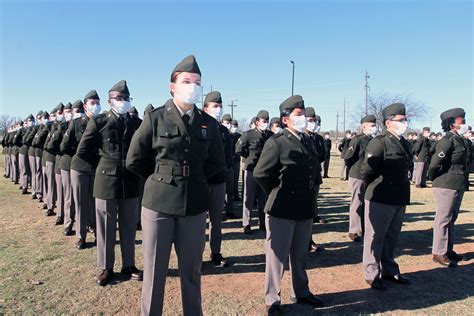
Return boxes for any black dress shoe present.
[87,225,95,234]
[266,305,282,315]
[244,225,252,235]
[46,209,56,216]
[309,240,324,253]
[55,216,64,225]
[433,254,457,267]
[210,253,229,267]
[64,227,74,236]
[447,251,464,262]
[121,266,143,281]
[76,238,86,250]
[21,189,29,195]
[96,269,114,286]
[382,274,411,285]
[296,294,324,307]
[42,203,48,209]
[38,197,43,203]
[366,278,386,291]
[313,216,327,224]
[32,194,37,200]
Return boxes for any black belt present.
[157,165,191,177]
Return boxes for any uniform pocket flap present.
[151,173,173,184]
[97,164,117,175]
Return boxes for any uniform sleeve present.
[344,137,359,166]
[428,138,452,180]
[33,126,47,148]
[235,132,249,158]
[204,120,226,179]
[253,137,280,195]
[360,137,384,183]
[126,112,155,178]
[60,121,76,155]
[413,139,422,156]
[46,125,63,155]
[318,136,326,163]
[77,118,100,164]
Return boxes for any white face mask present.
[367,126,377,136]
[65,112,72,122]
[306,121,316,132]
[111,100,131,115]
[457,124,469,135]
[392,121,408,136]
[49,115,56,122]
[222,122,231,130]
[273,127,282,134]
[56,114,64,122]
[258,122,269,131]
[315,124,321,133]
[230,126,238,133]
[346,133,351,138]
[291,115,307,133]
[174,83,202,105]
[209,107,223,120]
[29,120,36,127]
[87,104,101,116]
[324,135,330,139]
[73,112,85,120]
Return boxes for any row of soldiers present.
[1,54,472,315]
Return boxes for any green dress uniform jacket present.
[253,129,320,221]
[413,136,431,162]
[361,131,412,205]
[235,128,273,171]
[62,115,97,173]
[77,110,142,200]
[344,134,371,180]
[126,100,225,217]
[428,131,468,191]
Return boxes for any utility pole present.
[336,112,340,142]
[343,98,346,133]
[365,70,370,115]
[227,99,238,118]
[290,60,295,96]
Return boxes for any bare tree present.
[350,92,428,134]
[0,115,21,136]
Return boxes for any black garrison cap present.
[360,115,376,124]
[171,55,201,81]
[109,80,130,95]
[84,90,100,102]
[221,114,232,121]
[440,108,465,121]
[257,110,270,120]
[279,95,305,113]
[204,91,222,104]
[382,103,406,118]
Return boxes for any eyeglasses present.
[110,96,133,102]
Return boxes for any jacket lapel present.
[165,99,189,138]
[284,129,310,155]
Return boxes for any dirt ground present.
[1,151,473,315]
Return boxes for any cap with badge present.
[382,103,406,119]
[361,114,376,124]
[171,55,201,81]
[279,95,305,112]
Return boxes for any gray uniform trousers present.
[432,188,465,255]
[55,172,64,218]
[44,161,56,209]
[28,155,36,195]
[95,197,138,270]
[224,168,234,213]
[242,170,266,227]
[348,177,367,235]
[71,170,95,240]
[413,161,428,186]
[208,182,226,255]
[35,157,43,198]
[19,153,29,189]
[61,170,75,228]
[264,214,313,306]
[363,200,405,281]
[322,156,330,177]
[4,153,10,177]
[10,153,19,182]
[340,159,347,179]
[232,160,240,197]
[141,207,207,316]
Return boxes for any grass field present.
[1,150,473,315]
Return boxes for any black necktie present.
[182,114,190,127]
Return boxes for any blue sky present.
[1,0,472,131]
